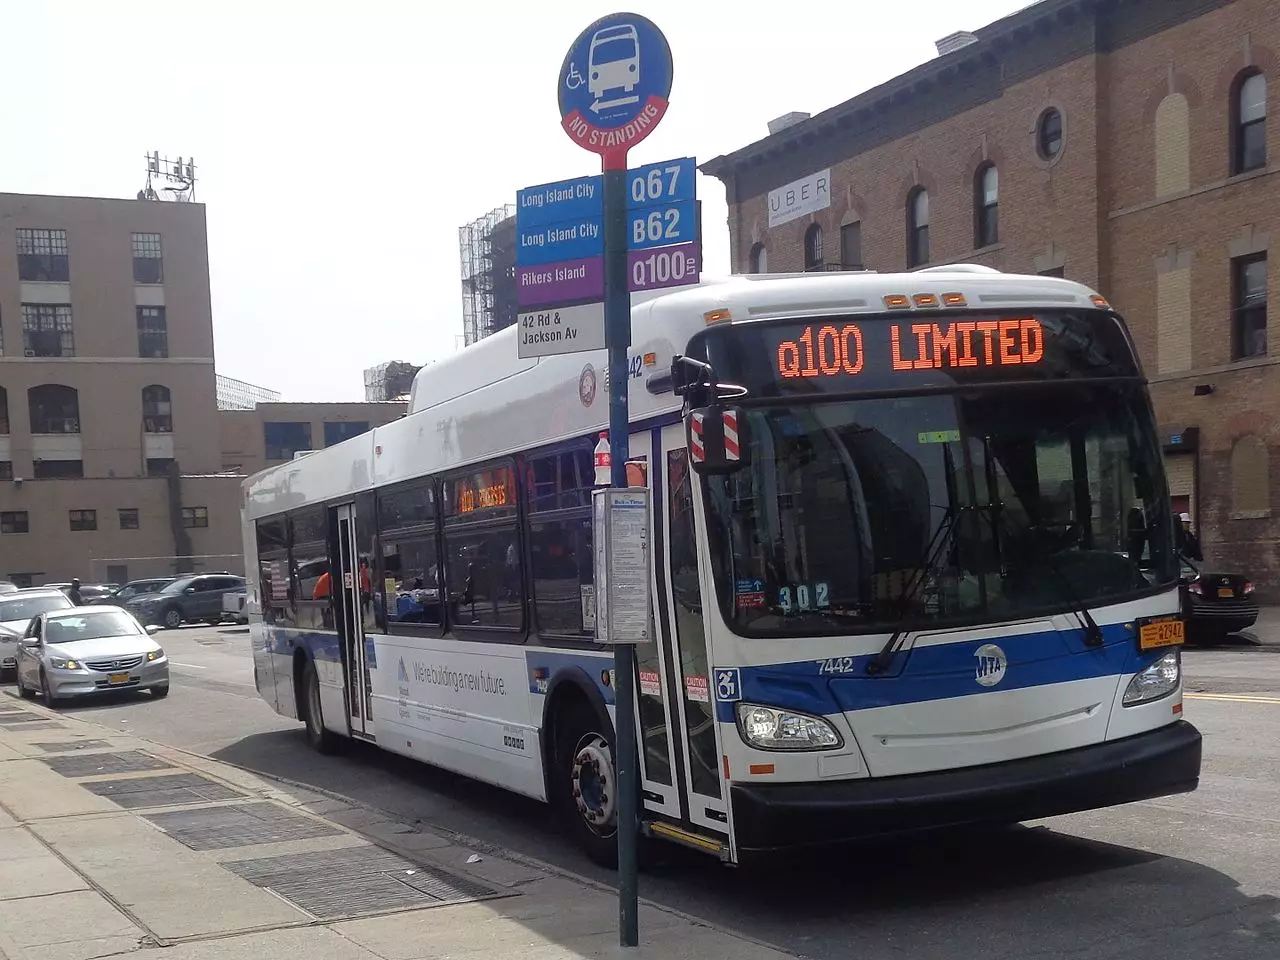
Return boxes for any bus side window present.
[376,481,439,633]
[290,507,331,631]
[526,445,594,639]
[255,517,292,627]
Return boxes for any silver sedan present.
[14,607,170,705]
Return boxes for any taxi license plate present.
[108,673,131,685]
[1139,618,1184,650]
[1218,587,1235,598]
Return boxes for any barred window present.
[17,228,69,281]
[142,385,173,433]
[137,307,168,358]
[22,304,75,357]
[28,385,79,434]
[182,506,209,528]
[69,509,97,532]
[132,232,164,284]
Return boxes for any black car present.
[89,578,176,606]
[1182,560,1259,642]
[123,574,247,629]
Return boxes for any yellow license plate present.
[1218,587,1235,598]
[108,673,131,685]
[1139,618,1184,650]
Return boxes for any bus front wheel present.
[555,703,620,868]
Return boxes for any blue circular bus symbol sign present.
[558,12,673,169]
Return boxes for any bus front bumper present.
[730,720,1202,856]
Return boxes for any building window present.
[803,224,824,270]
[907,188,930,267]
[0,461,11,480]
[323,421,370,446]
[264,421,312,461]
[28,384,80,434]
[1233,71,1268,175]
[748,242,767,274]
[119,508,140,530]
[840,222,863,270]
[1037,108,1063,160]
[34,460,83,479]
[69,509,97,531]
[1,511,29,534]
[1231,435,1270,516]
[16,228,69,282]
[975,164,999,247]
[182,506,209,529]
[132,233,164,284]
[1233,254,1268,359]
[142,385,173,433]
[137,307,168,358]
[0,386,8,434]
[146,457,175,477]
[22,304,74,357]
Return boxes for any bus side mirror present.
[686,406,745,476]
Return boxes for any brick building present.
[701,0,1280,589]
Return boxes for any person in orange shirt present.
[313,569,332,600]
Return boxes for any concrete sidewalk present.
[0,694,795,960]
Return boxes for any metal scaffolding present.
[459,205,517,346]
[216,374,281,410]
[363,361,421,402]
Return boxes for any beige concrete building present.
[0,191,406,587]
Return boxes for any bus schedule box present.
[592,487,653,645]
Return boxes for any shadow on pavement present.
[211,728,1280,959]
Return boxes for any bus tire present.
[554,702,620,868]
[301,659,338,755]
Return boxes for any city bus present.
[240,266,1202,866]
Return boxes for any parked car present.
[124,574,247,629]
[14,606,168,704]
[0,589,75,679]
[222,587,249,625]
[1182,559,1259,643]
[43,582,117,603]
[0,581,19,595]
[89,578,176,606]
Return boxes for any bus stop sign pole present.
[558,13,674,950]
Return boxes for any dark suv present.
[124,574,247,629]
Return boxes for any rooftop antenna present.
[138,151,197,202]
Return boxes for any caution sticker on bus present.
[1138,616,1185,651]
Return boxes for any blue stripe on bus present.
[264,626,342,664]
[525,650,616,705]
[711,621,1173,723]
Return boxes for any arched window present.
[0,386,8,435]
[975,164,999,247]
[142,385,173,434]
[803,224,824,270]
[1233,70,1267,175]
[907,188,930,267]
[28,385,80,434]
[1037,107,1064,160]
[749,242,768,274]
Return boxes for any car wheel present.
[40,669,60,707]
[555,702,621,868]
[162,607,183,630]
[151,684,170,699]
[16,669,34,699]
[302,659,338,754]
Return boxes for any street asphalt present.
[3,620,1278,960]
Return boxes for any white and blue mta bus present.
[240,266,1201,865]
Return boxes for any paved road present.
[6,625,1280,959]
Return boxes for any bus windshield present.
[701,379,1178,638]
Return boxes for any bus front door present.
[629,425,730,855]
[333,502,373,740]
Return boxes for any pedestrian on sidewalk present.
[1177,513,1203,562]
[68,578,84,605]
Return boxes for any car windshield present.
[701,381,1178,636]
[45,612,144,643]
[0,594,73,622]
[118,582,164,599]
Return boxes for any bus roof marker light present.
[913,293,939,308]
[884,295,911,309]
[1091,294,1111,309]
[942,292,967,306]
[704,308,732,325]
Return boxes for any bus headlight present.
[735,703,842,751]
[1122,650,1181,706]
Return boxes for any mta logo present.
[397,658,409,683]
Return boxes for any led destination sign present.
[694,311,1139,397]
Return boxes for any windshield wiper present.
[867,445,959,676]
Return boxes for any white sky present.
[4,0,1026,401]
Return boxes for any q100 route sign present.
[558,12,673,168]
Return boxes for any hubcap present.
[571,733,617,837]
[165,610,181,628]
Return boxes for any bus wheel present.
[556,704,619,867]
[302,659,337,755]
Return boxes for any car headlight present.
[147,649,164,662]
[735,703,842,751]
[1123,650,1181,706]
[49,657,81,670]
